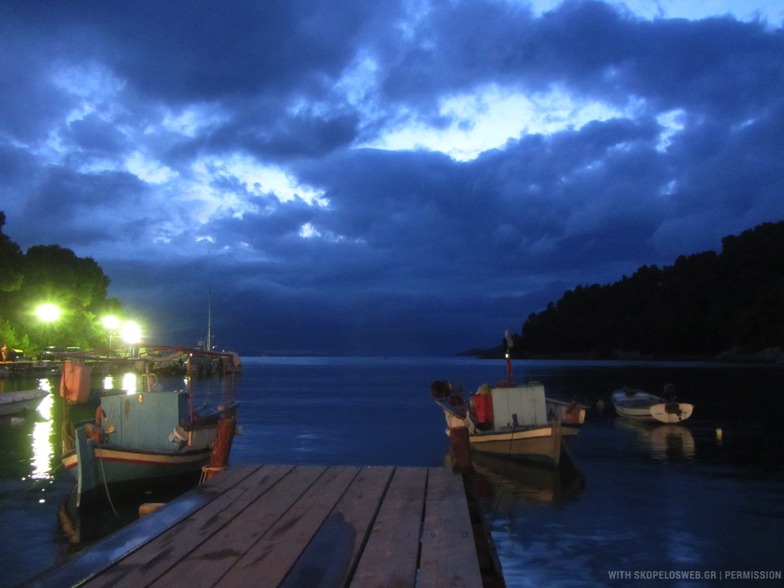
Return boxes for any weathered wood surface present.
[41,465,485,587]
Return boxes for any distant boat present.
[60,347,240,507]
[193,289,243,375]
[612,385,693,424]
[0,389,48,416]
[431,380,570,467]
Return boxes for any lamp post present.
[35,303,61,352]
[102,315,121,357]
[121,320,142,357]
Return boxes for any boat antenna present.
[504,329,514,384]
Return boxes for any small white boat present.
[612,386,693,424]
[0,389,49,416]
[431,380,567,467]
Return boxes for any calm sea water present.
[1,357,783,587]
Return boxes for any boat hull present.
[468,424,564,467]
[437,381,569,467]
[62,426,212,506]
[0,389,48,416]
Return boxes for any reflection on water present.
[30,418,55,480]
[102,372,141,394]
[615,419,696,461]
[470,452,585,509]
[56,477,199,550]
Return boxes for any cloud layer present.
[2,0,783,355]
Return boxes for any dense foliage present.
[0,212,123,356]
[512,221,784,359]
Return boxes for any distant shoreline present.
[459,346,784,365]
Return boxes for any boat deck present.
[32,464,493,587]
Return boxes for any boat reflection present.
[616,418,695,461]
[463,451,585,511]
[57,476,199,550]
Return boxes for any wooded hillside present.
[508,221,784,360]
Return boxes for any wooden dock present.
[31,464,502,587]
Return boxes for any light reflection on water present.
[30,395,55,480]
[616,420,696,461]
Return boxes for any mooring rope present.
[199,465,225,484]
[97,450,119,517]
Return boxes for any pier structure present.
[30,463,503,587]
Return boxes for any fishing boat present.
[60,346,240,507]
[0,389,49,416]
[431,380,567,467]
[197,288,243,375]
[612,385,693,424]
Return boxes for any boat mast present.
[207,287,212,351]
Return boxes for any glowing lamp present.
[36,303,61,323]
[102,315,121,330]
[121,321,142,344]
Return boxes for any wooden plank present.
[349,467,427,587]
[84,464,294,588]
[220,465,362,586]
[148,465,328,587]
[279,465,395,588]
[418,468,483,588]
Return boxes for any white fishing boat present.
[431,380,566,467]
[0,388,49,416]
[60,346,240,507]
[612,385,693,424]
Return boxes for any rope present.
[97,449,119,517]
[199,465,226,484]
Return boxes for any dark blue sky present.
[2,1,783,355]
